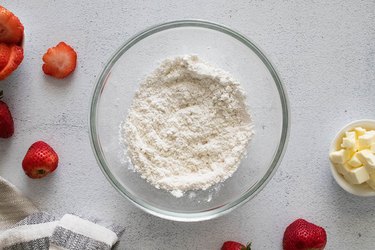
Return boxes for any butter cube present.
[367,175,375,190]
[344,166,370,184]
[329,149,351,164]
[356,149,375,175]
[354,127,366,136]
[335,162,352,176]
[341,131,357,149]
[364,165,375,175]
[347,152,362,168]
[356,149,375,168]
[371,143,375,153]
[358,131,375,149]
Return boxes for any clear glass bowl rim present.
[89,19,290,222]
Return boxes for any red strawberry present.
[221,241,251,250]
[22,141,59,179]
[0,6,24,44]
[42,42,77,79]
[0,100,14,138]
[0,44,23,80]
[0,43,10,70]
[283,219,327,250]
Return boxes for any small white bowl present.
[329,119,375,197]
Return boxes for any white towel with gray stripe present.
[0,177,124,249]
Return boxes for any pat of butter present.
[358,131,375,149]
[330,149,351,164]
[344,166,370,184]
[356,149,375,168]
[356,149,375,175]
[371,143,375,153]
[354,127,366,136]
[347,152,362,168]
[341,131,356,149]
[367,175,375,190]
[335,163,351,176]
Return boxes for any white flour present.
[122,55,254,197]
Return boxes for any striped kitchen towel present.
[0,176,124,249]
[0,212,124,249]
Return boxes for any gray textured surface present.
[0,1,374,249]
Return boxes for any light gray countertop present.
[0,1,374,249]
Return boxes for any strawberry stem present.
[37,169,46,175]
[243,242,252,250]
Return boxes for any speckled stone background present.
[0,1,374,249]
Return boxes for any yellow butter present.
[330,149,350,164]
[354,127,366,136]
[358,131,375,149]
[344,166,370,185]
[335,163,351,176]
[341,131,356,149]
[367,175,375,190]
[347,152,362,168]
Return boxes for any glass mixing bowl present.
[90,20,289,221]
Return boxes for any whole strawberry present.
[0,100,14,138]
[222,241,251,250]
[22,141,59,179]
[283,219,327,250]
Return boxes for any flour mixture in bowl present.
[122,55,254,197]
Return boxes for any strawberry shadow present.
[0,138,13,168]
[42,73,76,87]
[22,170,59,208]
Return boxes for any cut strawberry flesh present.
[42,42,77,79]
[0,6,24,44]
[0,44,23,80]
[0,43,10,71]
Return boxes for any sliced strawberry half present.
[42,42,77,79]
[0,6,24,44]
[0,43,10,71]
[0,44,23,80]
